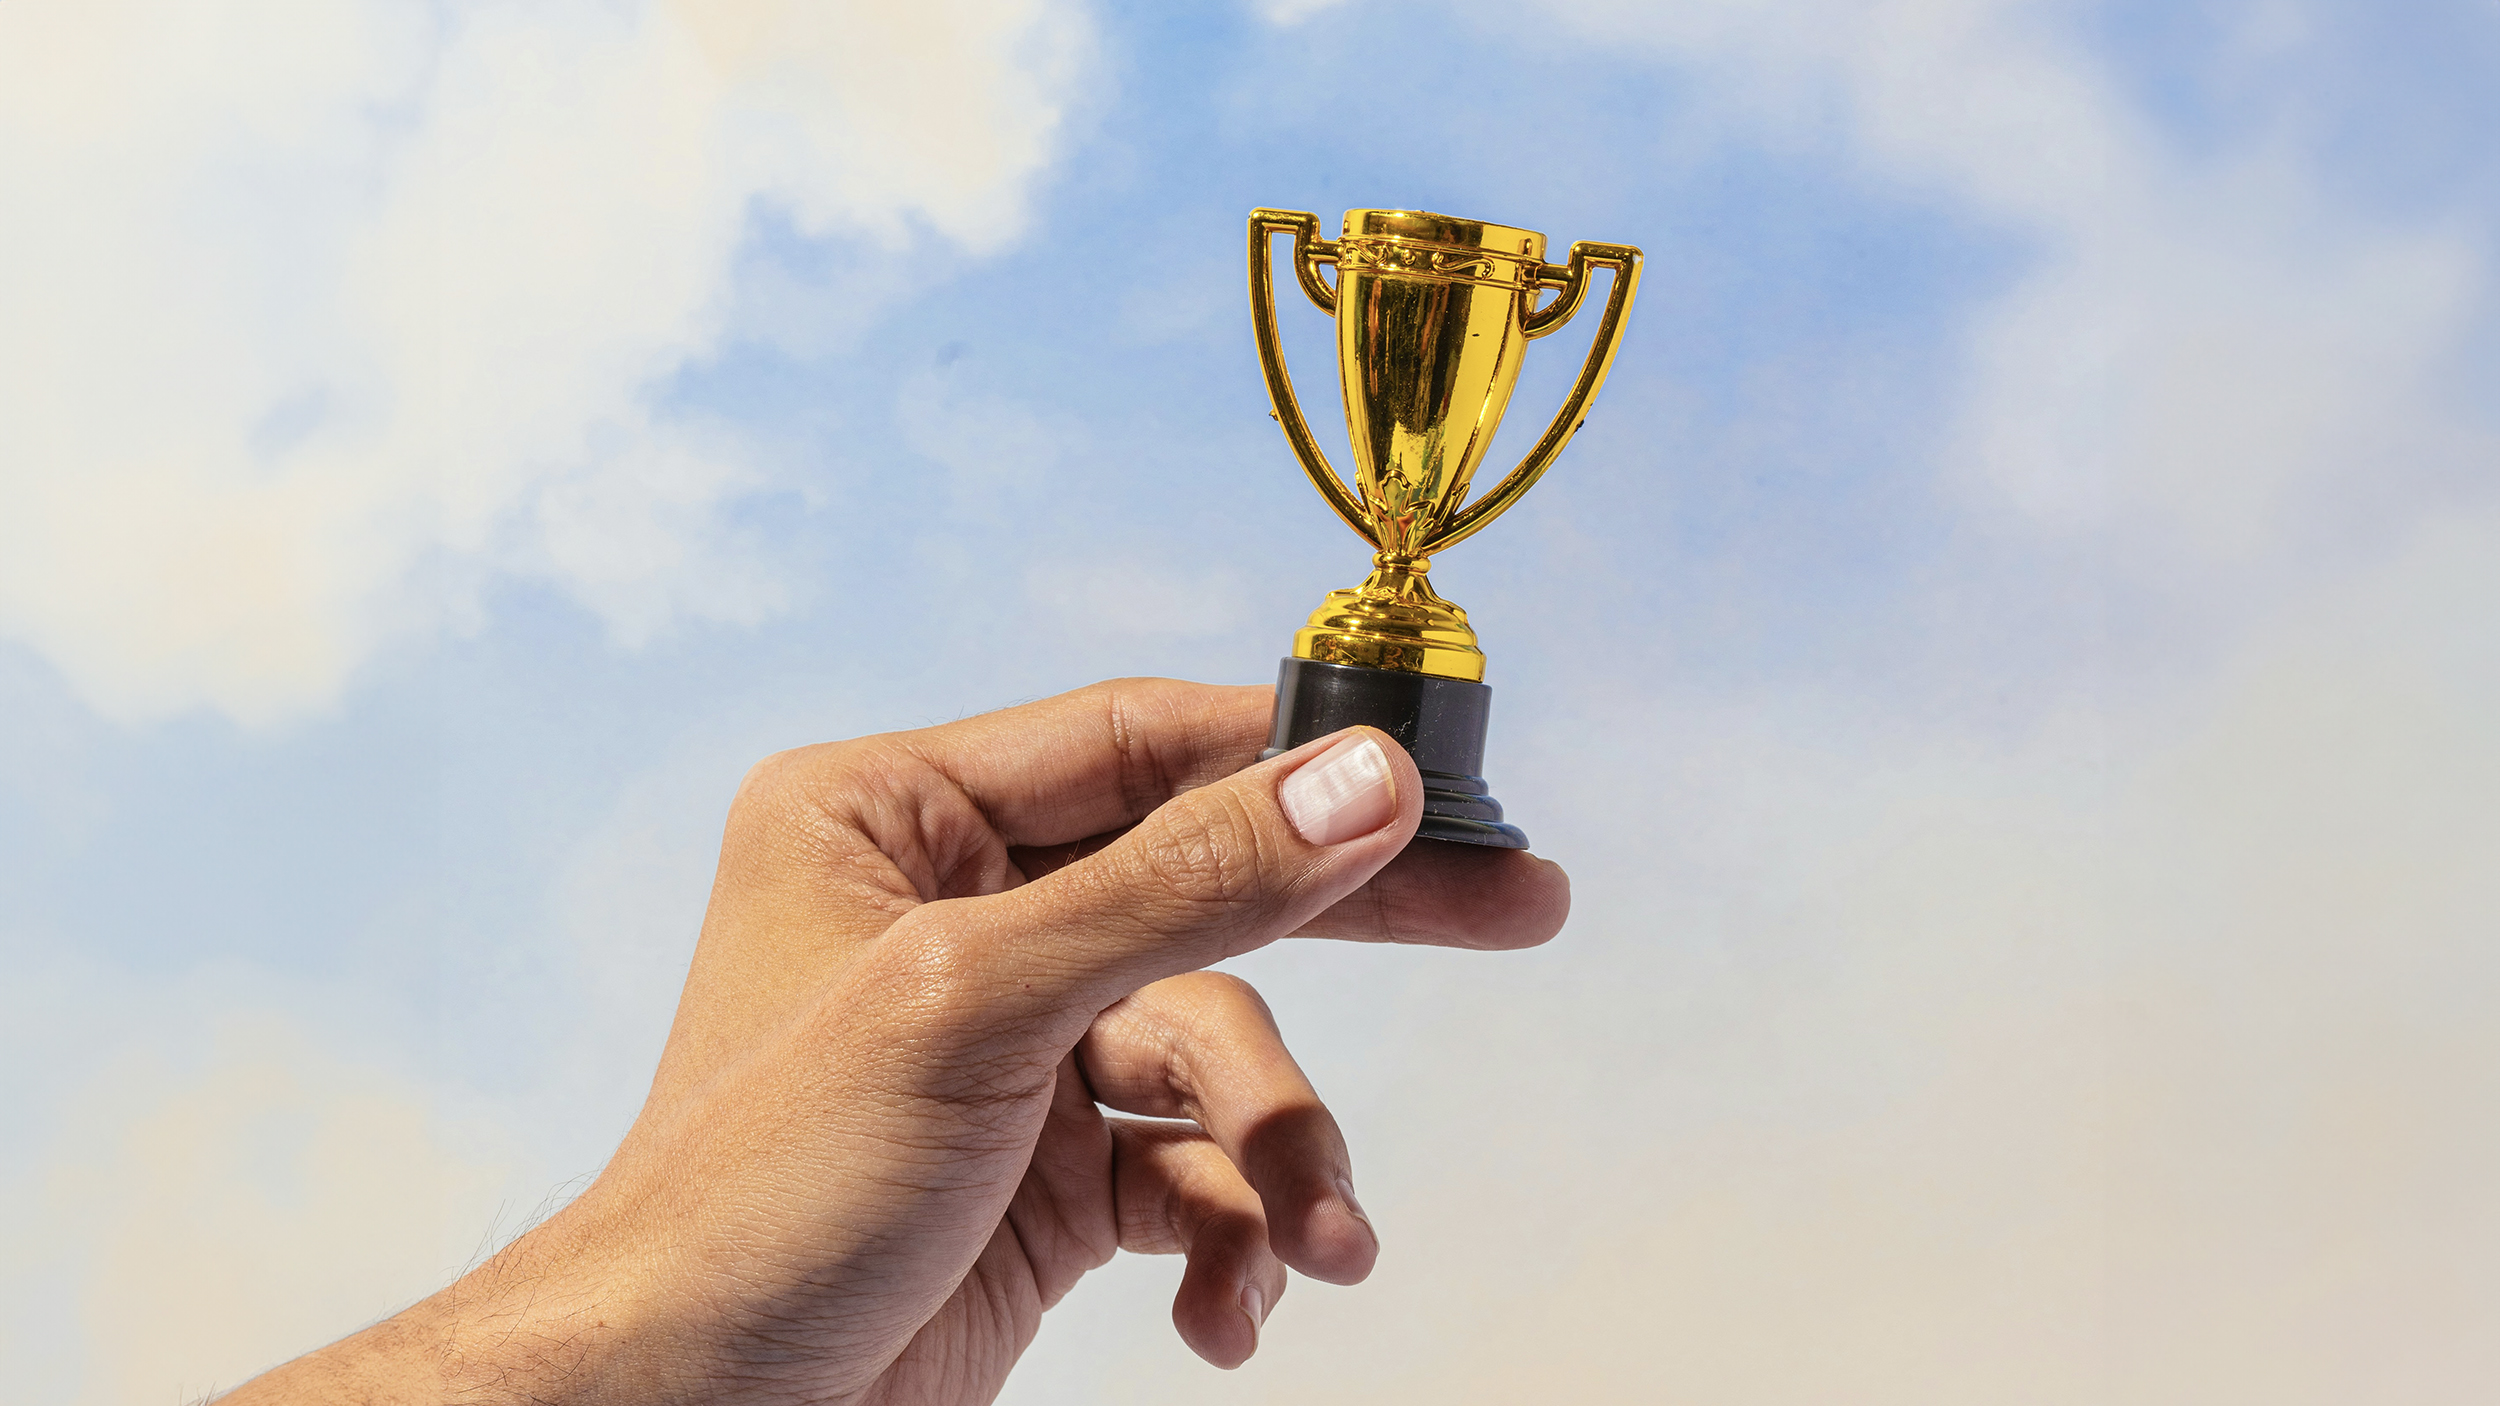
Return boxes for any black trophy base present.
[1261,656,1528,849]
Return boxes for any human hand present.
[232,679,1568,1404]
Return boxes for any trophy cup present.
[1249,208,1642,848]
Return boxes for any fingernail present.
[1279,735,1396,846]
[1334,1175,1372,1230]
[1240,1283,1267,1345]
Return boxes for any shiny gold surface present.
[1249,207,1642,680]
[1290,558,1487,678]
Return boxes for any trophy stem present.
[1290,555,1488,681]
[1262,657,1528,849]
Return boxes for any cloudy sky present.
[3,1,2495,1400]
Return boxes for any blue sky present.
[4,2,2497,1401]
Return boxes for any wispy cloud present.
[0,0,1088,725]
[1535,0,2492,569]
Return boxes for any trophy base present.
[1260,657,1529,850]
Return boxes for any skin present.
[224,678,1570,1404]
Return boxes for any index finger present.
[882,678,1272,848]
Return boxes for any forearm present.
[216,1296,465,1405]
[218,1222,651,1406]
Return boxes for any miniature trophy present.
[1248,208,1642,847]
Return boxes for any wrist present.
[433,1211,698,1405]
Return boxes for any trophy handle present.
[1248,208,1374,546]
[1422,241,1644,557]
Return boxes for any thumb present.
[885,726,1421,1026]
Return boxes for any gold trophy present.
[1249,208,1641,847]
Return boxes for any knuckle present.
[1081,677,1189,821]
[727,741,856,831]
[729,745,811,816]
[720,749,824,871]
[725,741,912,871]
[1133,788,1272,911]
[1158,973,1282,1107]
[1166,970,1273,1029]
[1114,1126,1225,1250]
[863,904,999,1019]
[848,907,1060,1116]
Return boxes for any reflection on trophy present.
[1249,208,1642,848]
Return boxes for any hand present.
[231,678,1569,1404]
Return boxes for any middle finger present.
[1077,972,1378,1285]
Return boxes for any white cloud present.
[0,0,1088,726]
[13,1017,518,1405]
[1253,0,1356,24]
[1531,0,2492,564]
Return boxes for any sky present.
[1,0,2495,1400]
